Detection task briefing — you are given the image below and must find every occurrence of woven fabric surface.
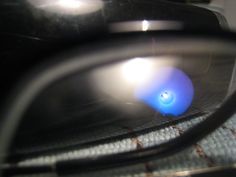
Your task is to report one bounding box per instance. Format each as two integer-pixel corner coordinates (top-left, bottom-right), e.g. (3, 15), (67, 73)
(17, 113), (236, 177)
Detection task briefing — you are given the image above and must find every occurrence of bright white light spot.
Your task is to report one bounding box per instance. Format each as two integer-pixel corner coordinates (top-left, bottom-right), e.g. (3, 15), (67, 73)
(27, 0), (104, 15)
(58, 0), (82, 9)
(122, 58), (153, 85)
(162, 92), (169, 99)
(142, 20), (149, 31)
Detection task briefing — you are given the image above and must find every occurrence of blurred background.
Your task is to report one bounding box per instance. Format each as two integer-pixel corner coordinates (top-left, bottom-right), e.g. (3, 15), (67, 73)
(181, 0), (236, 30)
(1, 1), (236, 176)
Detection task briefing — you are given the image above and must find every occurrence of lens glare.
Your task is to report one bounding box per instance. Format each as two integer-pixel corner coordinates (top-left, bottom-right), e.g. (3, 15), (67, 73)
(135, 67), (194, 116)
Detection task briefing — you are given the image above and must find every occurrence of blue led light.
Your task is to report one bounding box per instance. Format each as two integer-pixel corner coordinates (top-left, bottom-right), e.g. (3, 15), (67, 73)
(135, 67), (194, 116)
(159, 91), (175, 105)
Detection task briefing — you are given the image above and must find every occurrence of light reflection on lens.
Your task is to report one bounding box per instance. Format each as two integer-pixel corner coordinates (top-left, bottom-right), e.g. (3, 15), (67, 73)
(109, 20), (183, 33)
(135, 67), (194, 116)
(91, 57), (190, 116)
(58, 0), (82, 9)
(121, 58), (154, 85)
(142, 20), (150, 31)
(27, 0), (104, 15)
(159, 91), (175, 105)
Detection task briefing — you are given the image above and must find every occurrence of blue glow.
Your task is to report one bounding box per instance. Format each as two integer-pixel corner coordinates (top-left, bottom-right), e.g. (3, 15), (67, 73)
(135, 67), (194, 116)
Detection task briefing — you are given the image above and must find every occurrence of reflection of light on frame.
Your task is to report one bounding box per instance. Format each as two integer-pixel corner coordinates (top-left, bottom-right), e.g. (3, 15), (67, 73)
(27, 0), (104, 15)
(142, 20), (149, 31)
(110, 20), (183, 33)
